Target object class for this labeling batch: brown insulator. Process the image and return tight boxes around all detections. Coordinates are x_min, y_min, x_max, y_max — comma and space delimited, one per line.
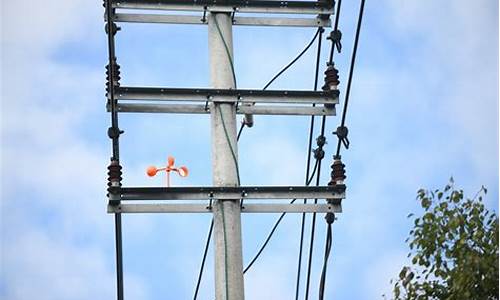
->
322, 63, 340, 91
105, 58, 121, 95
328, 158, 346, 185
107, 160, 122, 193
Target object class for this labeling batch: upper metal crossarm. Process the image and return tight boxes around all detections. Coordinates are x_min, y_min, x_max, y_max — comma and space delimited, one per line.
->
112, 0, 335, 15
112, 185, 346, 201
116, 86, 339, 104
113, 13, 331, 27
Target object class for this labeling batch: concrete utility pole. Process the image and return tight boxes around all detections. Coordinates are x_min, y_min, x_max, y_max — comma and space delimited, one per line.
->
208, 12, 245, 300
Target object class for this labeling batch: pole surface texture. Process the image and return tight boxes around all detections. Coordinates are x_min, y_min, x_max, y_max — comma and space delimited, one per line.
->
208, 12, 245, 300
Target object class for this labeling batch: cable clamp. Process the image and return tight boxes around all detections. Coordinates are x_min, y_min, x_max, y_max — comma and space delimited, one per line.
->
333, 126, 349, 149
105, 22, 121, 36
327, 29, 342, 53
313, 135, 326, 159
108, 127, 124, 139
313, 147, 325, 160
325, 212, 335, 224
316, 135, 326, 147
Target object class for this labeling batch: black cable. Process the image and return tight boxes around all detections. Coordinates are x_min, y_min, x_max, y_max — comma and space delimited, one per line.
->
335, 0, 366, 158
295, 26, 324, 300
237, 28, 322, 141
316, 1, 367, 299
243, 160, 319, 274
263, 28, 321, 91
237, 122, 245, 141
105, 0, 120, 160
105, 2, 124, 300
114, 213, 124, 300
301, 25, 326, 300
328, 0, 343, 64
193, 219, 214, 300
318, 221, 333, 300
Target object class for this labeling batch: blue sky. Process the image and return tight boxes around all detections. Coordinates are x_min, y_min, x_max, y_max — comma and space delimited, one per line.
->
1, 1, 498, 300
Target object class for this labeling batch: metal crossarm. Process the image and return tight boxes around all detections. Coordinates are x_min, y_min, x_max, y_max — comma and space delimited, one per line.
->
107, 185, 345, 214
111, 86, 339, 116
109, 0, 334, 27
116, 87, 338, 104
112, 0, 335, 15
108, 203, 342, 213
111, 185, 345, 201
113, 14, 331, 27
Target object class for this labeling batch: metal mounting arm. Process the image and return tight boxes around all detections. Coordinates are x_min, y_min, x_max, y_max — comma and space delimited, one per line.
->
112, 0, 335, 15
109, 0, 334, 28
107, 185, 345, 213
110, 86, 339, 116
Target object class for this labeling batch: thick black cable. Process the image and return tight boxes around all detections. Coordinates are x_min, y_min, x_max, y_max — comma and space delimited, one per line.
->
193, 219, 214, 300
263, 28, 321, 91
335, 0, 366, 158
316, 1, 367, 299
295, 26, 324, 300
243, 160, 319, 274
304, 116, 327, 300
304, 25, 327, 300
318, 222, 333, 300
237, 28, 322, 141
295, 113, 316, 299
105, 0, 120, 160
105, 2, 124, 300
328, 0, 343, 64
114, 213, 124, 300
237, 122, 245, 141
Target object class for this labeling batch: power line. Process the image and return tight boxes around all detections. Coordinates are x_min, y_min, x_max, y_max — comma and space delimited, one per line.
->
335, 0, 366, 158
236, 28, 322, 142
193, 219, 214, 300
318, 214, 334, 300
296, 26, 325, 300
317, 1, 367, 299
243, 160, 319, 274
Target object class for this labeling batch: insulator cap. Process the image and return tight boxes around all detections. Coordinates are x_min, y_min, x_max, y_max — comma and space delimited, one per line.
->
322, 63, 340, 91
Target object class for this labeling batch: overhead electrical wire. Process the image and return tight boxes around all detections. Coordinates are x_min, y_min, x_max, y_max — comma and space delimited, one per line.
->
236, 28, 322, 141
317, 1, 366, 299
104, 1, 124, 300
335, 0, 365, 158
243, 159, 319, 274
303, 30, 327, 300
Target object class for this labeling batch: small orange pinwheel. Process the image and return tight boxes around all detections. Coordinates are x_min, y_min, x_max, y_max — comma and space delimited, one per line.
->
146, 155, 189, 187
